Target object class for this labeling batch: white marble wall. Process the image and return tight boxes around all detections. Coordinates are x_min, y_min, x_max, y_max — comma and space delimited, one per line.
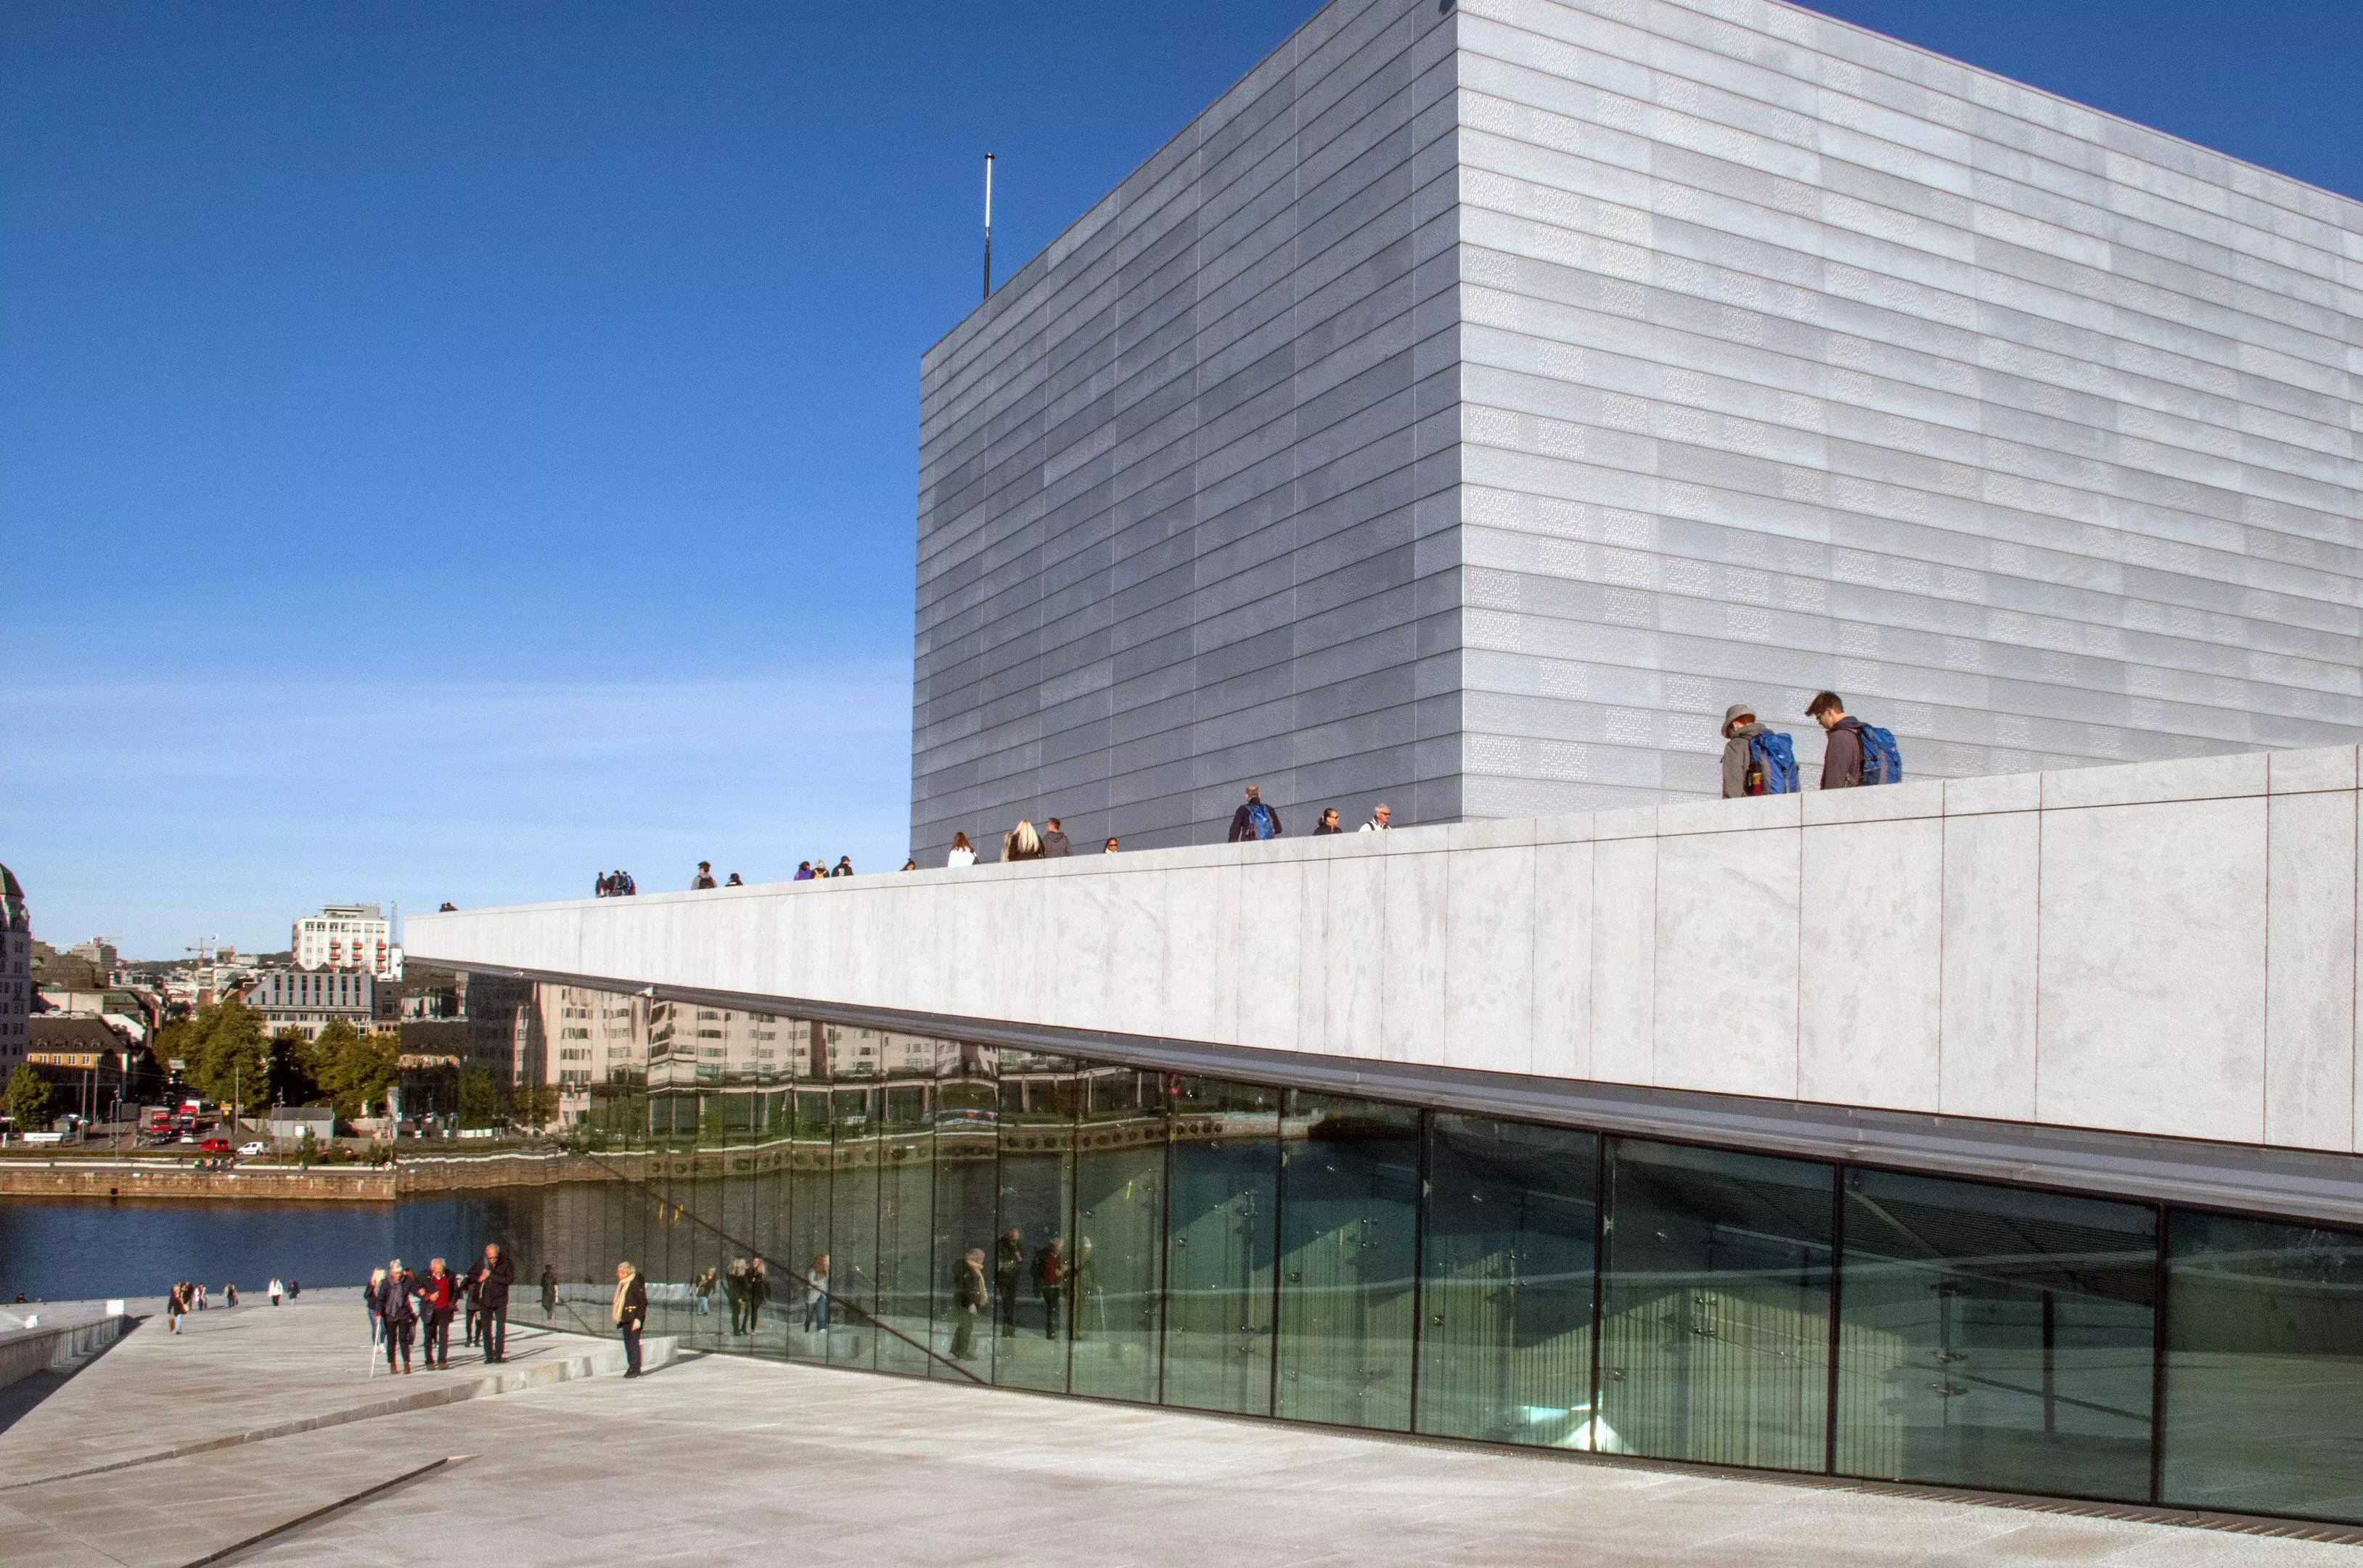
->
410, 744, 2363, 1154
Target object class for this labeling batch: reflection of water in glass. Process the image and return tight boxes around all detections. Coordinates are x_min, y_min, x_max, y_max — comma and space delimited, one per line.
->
0, 1198, 401, 1302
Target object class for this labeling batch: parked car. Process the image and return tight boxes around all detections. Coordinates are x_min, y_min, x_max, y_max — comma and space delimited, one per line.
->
237, 1141, 266, 1157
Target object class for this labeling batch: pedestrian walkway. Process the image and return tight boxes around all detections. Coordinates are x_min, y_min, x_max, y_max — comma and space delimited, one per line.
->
0, 1296, 2346, 1568
0, 1289, 666, 1568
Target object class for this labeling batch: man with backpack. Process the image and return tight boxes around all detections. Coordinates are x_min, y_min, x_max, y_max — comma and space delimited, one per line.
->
1806, 691, 1902, 788
1226, 784, 1284, 842
1719, 705, 1798, 798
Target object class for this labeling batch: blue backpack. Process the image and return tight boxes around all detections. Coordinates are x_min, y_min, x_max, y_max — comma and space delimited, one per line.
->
1248, 801, 1277, 840
1849, 720, 1904, 785
1746, 731, 1800, 795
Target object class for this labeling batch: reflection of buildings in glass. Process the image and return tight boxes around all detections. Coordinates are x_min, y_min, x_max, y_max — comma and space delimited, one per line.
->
445, 974, 2363, 1529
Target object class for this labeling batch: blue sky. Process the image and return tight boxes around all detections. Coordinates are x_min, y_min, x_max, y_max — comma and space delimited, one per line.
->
4, 1, 2357, 959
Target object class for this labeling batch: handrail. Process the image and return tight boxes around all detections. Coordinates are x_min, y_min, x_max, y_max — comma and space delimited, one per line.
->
570, 1146, 985, 1384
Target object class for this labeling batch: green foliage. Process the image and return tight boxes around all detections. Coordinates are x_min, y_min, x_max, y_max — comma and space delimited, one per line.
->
512, 1083, 558, 1131
179, 999, 269, 1115
457, 1067, 499, 1130
6, 1066, 52, 1131
268, 1027, 319, 1106
300, 1021, 400, 1119
295, 1126, 320, 1162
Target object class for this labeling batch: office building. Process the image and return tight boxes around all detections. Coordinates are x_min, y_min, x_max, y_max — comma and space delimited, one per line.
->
0, 865, 28, 1068
292, 903, 396, 977
245, 966, 376, 1041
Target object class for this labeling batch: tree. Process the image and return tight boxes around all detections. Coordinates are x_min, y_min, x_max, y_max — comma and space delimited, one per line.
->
512, 1084, 558, 1132
457, 1067, 498, 1130
180, 1000, 269, 1124
6, 1066, 52, 1132
302, 1022, 400, 1119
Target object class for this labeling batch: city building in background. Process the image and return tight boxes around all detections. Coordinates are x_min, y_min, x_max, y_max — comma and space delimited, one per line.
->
244, 966, 376, 1041
0, 865, 30, 1068
291, 903, 401, 977
66, 937, 119, 975
912, 0, 2360, 860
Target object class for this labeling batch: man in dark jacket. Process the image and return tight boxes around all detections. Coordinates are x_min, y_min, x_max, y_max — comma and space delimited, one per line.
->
1720, 704, 1773, 798
951, 1247, 988, 1361
1807, 691, 1863, 789
375, 1262, 417, 1374
1033, 1237, 1068, 1340
613, 1262, 650, 1377
1226, 784, 1282, 842
472, 1243, 515, 1363
539, 1262, 557, 1318
994, 1228, 1025, 1338
1039, 818, 1072, 857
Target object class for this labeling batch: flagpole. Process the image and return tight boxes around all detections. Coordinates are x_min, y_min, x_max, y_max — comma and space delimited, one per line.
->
982, 152, 995, 303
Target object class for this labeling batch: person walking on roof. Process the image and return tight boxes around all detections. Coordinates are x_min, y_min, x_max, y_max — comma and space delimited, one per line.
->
692, 862, 718, 890
947, 832, 976, 868
1040, 818, 1072, 857
1228, 785, 1282, 842
1359, 804, 1392, 832
1004, 821, 1044, 862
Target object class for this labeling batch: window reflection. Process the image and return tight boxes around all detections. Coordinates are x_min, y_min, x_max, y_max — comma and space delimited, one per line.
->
1163, 1076, 1279, 1415
1601, 1139, 1833, 1469
931, 1043, 999, 1379
1837, 1170, 2155, 1500
1070, 1066, 1166, 1402
400, 974, 2363, 1527
2164, 1212, 2363, 1522
1418, 1115, 1599, 1448
1277, 1091, 1420, 1430
994, 1053, 1079, 1392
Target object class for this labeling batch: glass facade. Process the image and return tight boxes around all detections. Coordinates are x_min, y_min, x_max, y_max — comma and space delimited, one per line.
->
398, 983, 2363, 1526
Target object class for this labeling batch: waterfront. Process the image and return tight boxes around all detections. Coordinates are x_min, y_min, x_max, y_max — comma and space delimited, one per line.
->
0, 1196, 529, 1304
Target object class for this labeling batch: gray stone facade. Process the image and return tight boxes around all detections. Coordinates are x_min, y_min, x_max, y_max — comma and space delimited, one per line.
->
914, 0, 2362, 855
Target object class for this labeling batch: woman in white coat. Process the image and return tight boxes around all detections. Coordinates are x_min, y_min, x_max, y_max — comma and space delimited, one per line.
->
946, 832, 977, 868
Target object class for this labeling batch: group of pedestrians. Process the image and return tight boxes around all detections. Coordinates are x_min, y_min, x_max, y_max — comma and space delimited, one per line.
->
1718, 690, 1904, 797
943, 1228, 1099, 1360
366, 1242, 514, 1374
593, 869, 638, 897
163, 1276, 297, 1332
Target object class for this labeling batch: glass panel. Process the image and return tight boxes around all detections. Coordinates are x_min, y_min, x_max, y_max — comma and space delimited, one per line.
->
930, 1043, 999, 1379
1600, 1139, 1833, 1470
993, 1051, 1078, 1392
1069, 1065, 1166, 1403
873, 1033, 939, 1375
1163, 1075, 1279, 1415
827, 1076, 880, 1368
1276, 1092, 1420, 1429
1838, 1170, 2155, 1499
1417, 1115, 1599, 1448
2164, 1210, 2363, 1522
780, 1036, 830, 1361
